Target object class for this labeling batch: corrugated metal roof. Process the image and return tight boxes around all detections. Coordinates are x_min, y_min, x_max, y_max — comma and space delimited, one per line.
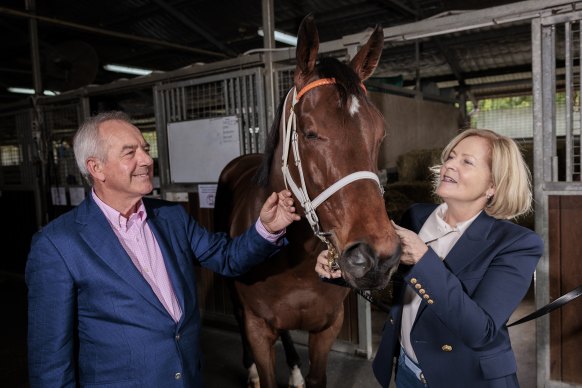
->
0, 0, 557, 105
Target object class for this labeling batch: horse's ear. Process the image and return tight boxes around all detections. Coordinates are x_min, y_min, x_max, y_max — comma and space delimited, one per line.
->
350, 25, 384, 82
294, 14, 319, 90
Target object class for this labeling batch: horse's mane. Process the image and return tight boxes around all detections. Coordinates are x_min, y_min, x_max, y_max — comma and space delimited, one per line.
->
254, 57, 366, 186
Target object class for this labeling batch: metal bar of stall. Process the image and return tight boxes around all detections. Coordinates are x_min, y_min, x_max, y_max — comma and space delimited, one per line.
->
566, 22, 573, 182
235, 76, 247, 154
241, 75, 250, 154
579, 22, 582, 182
532, 17, 551, 388
542, 24, 557, 182
249, 74, 259, 154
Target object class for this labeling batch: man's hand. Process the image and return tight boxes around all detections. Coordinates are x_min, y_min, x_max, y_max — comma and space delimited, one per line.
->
259, 190, 301, 233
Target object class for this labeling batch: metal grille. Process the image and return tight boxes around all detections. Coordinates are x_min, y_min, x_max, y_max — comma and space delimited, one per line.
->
142, 131, 159, 159
276, 67, 294, 102
0, 112, 22, 167
0, 110, 30, 186
471, 103, 528, 139
0, 145, 21, 166
225, 75, 261, 154
561, 20, 582, 181
155, 68, 266, 187
42, 102, 83, 187
534, 18, 582, 183
158, 68, 265, 154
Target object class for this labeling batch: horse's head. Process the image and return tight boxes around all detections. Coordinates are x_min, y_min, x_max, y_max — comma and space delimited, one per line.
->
271, 15, 401, 290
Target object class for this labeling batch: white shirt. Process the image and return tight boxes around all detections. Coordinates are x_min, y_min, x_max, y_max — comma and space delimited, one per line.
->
400, 203, 481, 363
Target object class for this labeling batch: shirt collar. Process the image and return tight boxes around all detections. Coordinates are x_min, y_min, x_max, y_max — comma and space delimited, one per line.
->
92, 190, 147, 231
419, 203, 480, 243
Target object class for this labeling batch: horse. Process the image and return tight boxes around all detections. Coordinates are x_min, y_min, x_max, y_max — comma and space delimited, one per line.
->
214, 14, 401, 388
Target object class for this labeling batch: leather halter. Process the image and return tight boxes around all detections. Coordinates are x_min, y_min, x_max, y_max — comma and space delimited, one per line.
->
280, 78, 383, 268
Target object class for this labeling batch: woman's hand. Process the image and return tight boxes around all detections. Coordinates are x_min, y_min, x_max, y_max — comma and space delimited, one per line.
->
315, 250, 342, 279
392, 221, 429, 265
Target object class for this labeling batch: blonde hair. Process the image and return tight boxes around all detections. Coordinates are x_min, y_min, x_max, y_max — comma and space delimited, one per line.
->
432, 129, 532, 220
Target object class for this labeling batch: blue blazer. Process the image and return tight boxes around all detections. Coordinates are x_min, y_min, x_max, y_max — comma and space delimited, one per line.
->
26, 195, 281, 388
373, 203, 543, 388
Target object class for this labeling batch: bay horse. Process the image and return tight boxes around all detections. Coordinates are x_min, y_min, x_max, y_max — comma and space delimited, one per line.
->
215, 15, 400, 388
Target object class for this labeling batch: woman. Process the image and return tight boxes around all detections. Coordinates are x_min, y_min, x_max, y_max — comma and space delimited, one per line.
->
316, 129, 543, 388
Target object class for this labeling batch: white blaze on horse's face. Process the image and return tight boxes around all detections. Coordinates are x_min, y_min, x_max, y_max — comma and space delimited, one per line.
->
348, 95, 360, 116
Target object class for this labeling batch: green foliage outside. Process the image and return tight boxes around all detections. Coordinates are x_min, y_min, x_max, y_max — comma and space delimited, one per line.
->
467, 93, 571, 112
467, 95, 533, 112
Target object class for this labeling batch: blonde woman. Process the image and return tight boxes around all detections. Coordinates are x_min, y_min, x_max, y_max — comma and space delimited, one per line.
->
317, 129, 543, 387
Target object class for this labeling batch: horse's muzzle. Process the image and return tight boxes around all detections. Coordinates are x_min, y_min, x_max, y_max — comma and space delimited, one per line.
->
340, 241, 401, 290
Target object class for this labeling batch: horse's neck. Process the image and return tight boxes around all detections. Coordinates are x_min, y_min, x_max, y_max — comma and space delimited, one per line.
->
269, 137, 287, 192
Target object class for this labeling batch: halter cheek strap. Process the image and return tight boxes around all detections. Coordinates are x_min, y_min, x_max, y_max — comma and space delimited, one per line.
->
280, 78, 383, 268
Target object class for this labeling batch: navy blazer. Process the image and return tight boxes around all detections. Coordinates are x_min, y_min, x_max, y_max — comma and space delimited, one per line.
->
26, 195, 282, 388
373, 203, 543, 388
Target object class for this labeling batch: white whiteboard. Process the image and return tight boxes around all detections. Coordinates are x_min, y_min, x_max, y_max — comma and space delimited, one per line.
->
167, 116, 241, 183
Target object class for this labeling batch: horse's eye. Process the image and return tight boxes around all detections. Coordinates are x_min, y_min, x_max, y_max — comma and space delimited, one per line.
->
305, 131, 319, 140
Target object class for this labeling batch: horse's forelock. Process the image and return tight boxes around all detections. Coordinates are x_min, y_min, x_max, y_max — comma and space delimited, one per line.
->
317, 57, 365, 106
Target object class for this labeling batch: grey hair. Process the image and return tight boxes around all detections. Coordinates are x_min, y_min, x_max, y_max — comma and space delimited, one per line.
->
73, 111, 131, 184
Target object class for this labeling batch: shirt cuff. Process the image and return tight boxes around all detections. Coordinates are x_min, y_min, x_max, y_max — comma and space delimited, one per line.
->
255, 219, 285, 245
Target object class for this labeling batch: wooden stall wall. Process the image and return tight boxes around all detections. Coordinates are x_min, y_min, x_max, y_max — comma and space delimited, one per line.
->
548, 195, 582, 385
368, 91, 460, 172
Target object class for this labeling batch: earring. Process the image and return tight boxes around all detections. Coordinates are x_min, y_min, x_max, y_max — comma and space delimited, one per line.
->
486, 193, 493, 200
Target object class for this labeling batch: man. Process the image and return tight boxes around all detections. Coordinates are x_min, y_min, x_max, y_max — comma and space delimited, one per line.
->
26, 111, 300, 387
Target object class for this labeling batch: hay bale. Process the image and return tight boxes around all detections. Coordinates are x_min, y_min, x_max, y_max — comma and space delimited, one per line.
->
387, 181, 437, 206
397, 148, 442, 182
384, 189, 414, 224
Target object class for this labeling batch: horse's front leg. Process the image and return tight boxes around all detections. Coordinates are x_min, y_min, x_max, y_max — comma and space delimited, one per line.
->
305, 304, 345, 388
280, 330, 305, 388
245, 310, 279, 388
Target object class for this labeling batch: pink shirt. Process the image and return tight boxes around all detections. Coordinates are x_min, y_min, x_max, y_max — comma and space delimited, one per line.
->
92, 192, 285, 323
93, 192, 183, 322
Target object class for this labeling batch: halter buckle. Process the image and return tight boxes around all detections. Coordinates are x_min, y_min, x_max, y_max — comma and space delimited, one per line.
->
316, 232, 340, 271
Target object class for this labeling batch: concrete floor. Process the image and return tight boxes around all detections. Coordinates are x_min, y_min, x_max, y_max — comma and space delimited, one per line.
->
0, 271, 536, 387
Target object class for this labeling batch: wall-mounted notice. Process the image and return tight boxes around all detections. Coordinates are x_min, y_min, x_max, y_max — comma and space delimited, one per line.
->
167, 116, 241, 183
69, 187, 86, 206
198, 184, 217, 209
51, 186, 67, 206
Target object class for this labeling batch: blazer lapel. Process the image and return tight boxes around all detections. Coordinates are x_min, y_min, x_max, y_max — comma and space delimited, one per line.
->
145, 203, 193, 325
76, 196, 169, 316
443, 211, 496, 275
414, 209, 496, 321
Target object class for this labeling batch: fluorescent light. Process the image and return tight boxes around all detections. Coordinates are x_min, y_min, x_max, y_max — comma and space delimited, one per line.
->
257, 28, 297, 46
8, 87, 60, 96
103, 64, 153, 76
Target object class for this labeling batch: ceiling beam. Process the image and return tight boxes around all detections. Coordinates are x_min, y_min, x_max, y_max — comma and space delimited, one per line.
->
0, 6, 228, 58
150, 0, 238, 57
377, 0, 417, 19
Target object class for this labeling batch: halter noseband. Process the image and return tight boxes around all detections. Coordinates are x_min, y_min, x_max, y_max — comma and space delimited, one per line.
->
280, 78, 383, 269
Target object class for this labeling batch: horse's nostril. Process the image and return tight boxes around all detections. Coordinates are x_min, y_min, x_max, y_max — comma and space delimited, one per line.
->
347, 253, 370, 268
343, 243, 374, 277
